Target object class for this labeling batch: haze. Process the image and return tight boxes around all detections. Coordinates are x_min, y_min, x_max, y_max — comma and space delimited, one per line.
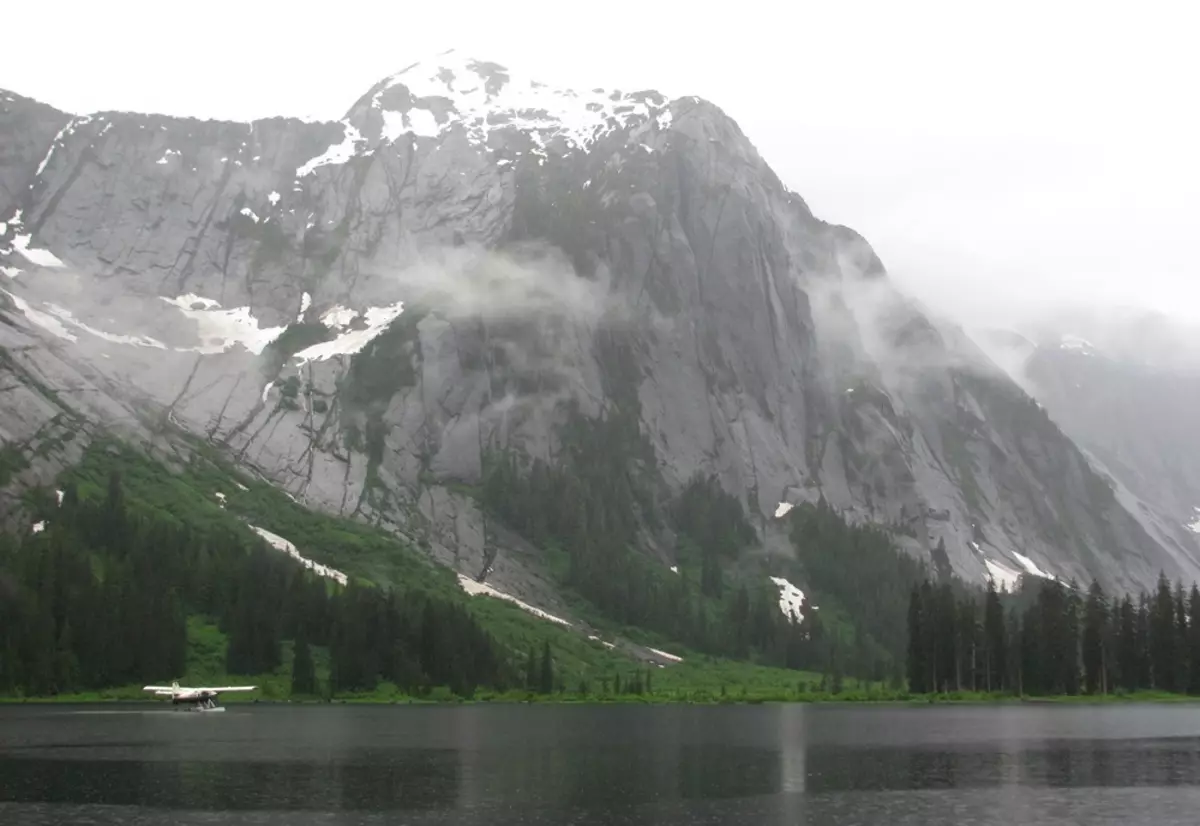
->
3, 0, 1196, 330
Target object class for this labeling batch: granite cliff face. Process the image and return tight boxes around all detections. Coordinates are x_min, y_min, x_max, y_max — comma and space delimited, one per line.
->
1, 53, 1194, 606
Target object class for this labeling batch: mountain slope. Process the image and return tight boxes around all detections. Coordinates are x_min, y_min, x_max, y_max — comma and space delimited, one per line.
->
975, 312, 1200, 582
1, 51, 1193, 621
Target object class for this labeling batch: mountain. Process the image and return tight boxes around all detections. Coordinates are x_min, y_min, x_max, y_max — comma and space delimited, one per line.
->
2, 49, 1196, 635
975, 309, 1200, 580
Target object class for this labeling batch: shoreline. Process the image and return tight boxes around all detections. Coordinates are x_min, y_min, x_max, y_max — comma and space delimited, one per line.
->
5, 691, 1200, 707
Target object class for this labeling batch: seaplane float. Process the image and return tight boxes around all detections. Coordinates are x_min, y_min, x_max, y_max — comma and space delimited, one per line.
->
142, 681, 256, 712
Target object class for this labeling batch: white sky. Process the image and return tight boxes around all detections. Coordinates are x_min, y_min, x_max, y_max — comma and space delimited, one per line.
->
3, 0, 1197, 326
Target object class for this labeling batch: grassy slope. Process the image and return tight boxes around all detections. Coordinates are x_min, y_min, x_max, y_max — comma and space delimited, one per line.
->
12, 439, 833, 701
10, 441, 1197, 706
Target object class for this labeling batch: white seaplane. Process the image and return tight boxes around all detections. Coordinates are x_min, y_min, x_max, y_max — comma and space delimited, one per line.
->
143, 680, 256, 712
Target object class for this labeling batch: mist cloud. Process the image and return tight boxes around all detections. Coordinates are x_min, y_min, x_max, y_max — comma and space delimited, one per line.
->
379, 242, 621, 324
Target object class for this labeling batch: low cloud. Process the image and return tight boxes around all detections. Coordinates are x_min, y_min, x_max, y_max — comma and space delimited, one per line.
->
377, 242, 622, 325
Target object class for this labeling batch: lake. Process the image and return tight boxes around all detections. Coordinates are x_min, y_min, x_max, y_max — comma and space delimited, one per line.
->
4, 703, 1200, 824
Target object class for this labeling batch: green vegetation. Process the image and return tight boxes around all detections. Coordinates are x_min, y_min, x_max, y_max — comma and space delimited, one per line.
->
0, 439, 835, 704
479, 401, 823, 672
0, 454, 510, 700
341, 310, 423, 411
908, 570, 1200, 699
787, 500, 929, 683
338, 309, 424, 507
264, 322, 333, 369
0, 443, 29, 486
7, 385, 1189, 707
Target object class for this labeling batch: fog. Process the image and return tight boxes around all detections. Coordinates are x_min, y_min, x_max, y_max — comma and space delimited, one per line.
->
376, 244, 619, 324
3, 0, 1196, 339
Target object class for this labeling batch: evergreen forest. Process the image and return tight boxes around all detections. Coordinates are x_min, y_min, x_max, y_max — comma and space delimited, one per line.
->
907, 573, 1200, 696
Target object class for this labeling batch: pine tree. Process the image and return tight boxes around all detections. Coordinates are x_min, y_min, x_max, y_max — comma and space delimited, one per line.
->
291, 628, 316, 696
983, 580, 1006, 692
1117, 595, 1138, 690
906, 585, 926, 693
525, 647, 537, 692
1082, 581, 1108, 694
539, 641, 554, 695
1188, 585, 1200, 696
1151, 573, 1176, 691
1136, 593, 1152, 689
1175, 582, 1190, 692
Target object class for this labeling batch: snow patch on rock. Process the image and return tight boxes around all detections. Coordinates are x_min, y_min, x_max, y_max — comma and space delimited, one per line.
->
984, 558, 1021, 592
320, 305, 358, 328
293, 301, 404, 364
296, 121, 364, 177
774, 502, 794, 518
160, 296, 285, 355
1060, 334, 1096, 355
12, 228, 66, 267
381, 108, 440, 141
1011, 550, 1055, 581
457, 574, 571, 626
44, 304, 167, 348
2, 289, 77, 341
251, 526, 348, 585
1187, 508, 1200, 535
374, 50, 672, 155
645, 646, 683, 664
35, 117, 79, 176
769, 576, 806, 623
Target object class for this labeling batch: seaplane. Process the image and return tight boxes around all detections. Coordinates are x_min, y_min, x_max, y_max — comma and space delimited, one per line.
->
143, 681, 256, 712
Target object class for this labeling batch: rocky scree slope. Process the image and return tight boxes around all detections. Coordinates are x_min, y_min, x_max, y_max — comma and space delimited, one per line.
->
0, 54, 1192, 618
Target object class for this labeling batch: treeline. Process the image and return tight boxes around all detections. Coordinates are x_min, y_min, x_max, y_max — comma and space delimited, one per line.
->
481, 410, 827, 672
0, 471, 510, 698
788, 499, 929, 682
907, 573, 1200, 696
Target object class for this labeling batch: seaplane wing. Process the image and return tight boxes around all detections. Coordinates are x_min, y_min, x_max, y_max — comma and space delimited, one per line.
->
143, 682, 256, 711
142, 685, 257, 693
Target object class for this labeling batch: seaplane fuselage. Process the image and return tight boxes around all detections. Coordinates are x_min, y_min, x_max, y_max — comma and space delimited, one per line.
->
143, 681, 256, 711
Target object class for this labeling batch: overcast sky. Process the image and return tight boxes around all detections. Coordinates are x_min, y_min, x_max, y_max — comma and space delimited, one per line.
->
3, 0, 1197, 326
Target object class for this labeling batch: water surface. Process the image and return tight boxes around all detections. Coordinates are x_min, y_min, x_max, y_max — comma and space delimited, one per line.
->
4, 702, 1200, 824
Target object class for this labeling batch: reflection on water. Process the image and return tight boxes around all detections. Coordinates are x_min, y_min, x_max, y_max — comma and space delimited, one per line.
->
4, 703, 1200, 824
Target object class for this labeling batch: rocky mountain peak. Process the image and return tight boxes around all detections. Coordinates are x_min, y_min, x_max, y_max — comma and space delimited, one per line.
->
344, 49, 674, 158
1, 61, 1198, 603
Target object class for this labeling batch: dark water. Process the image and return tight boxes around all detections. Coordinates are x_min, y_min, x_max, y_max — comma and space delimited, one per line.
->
4, 703, 1200, 824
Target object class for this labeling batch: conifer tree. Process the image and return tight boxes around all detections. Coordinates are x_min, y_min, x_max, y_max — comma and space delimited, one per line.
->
291, 628, 316, 696
983, 581, 1006, 692
525, 647, 537, 692
539, 641, 554, 695
1189, 585, 1200, 695
1082, 581, 1108, 694
1151, 572, 1177, 691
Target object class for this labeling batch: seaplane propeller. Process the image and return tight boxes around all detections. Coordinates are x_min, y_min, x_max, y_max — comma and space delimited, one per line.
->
142, 680, 256, 712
